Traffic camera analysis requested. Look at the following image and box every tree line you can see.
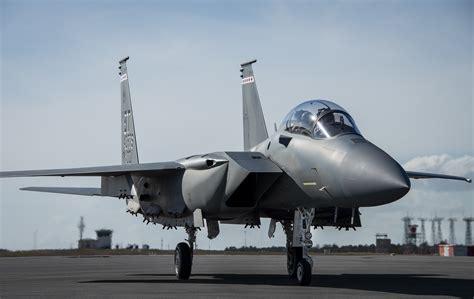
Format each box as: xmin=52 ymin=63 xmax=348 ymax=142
xmin=224 ymin=243 xmax=437 ymax=254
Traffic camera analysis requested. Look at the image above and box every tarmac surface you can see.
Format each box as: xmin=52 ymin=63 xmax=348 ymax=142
xmin=1 ymin=254 xmax=473 ymax=298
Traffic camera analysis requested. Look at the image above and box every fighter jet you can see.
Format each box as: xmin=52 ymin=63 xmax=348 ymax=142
xmin=1 ymin=57 xmax=471 ymax=285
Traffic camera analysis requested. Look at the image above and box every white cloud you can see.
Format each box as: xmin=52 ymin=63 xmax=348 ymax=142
xmin=403 ymin=154 xmax=474 ymax=191
xmin=1 ymin=2 xmax=472 ymax=250
xmin=404 ymin=154 xmax=473 ymax=176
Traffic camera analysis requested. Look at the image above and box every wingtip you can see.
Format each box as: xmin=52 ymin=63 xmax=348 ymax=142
xmin=466 ymin=178 xmax=472 ymax=183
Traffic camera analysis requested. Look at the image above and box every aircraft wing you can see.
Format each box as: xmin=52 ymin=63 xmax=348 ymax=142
xmin=0 ymin=162 xmax=184 ymax=178
xmin=20 ymin=187 xmax=102 ymax=196
xmin=405 ymin=171 xmax=471 ymax=183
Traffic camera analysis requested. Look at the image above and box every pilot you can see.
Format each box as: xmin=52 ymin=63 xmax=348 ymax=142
xmin=292 ymin=110 xmax=316 ymax=137
xmin=313 ymin=111 xmax=335 ymax=138
xmin=339 ymin=114 xmax=345 ymax=130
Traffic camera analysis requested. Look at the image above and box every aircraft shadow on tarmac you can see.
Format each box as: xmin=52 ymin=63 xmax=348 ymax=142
xmin=81 ymin=273 xmax=474 ymax=297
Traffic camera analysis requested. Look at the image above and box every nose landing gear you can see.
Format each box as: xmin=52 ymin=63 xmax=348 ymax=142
xmin=283 ymin=207 xmax=315 ymax=286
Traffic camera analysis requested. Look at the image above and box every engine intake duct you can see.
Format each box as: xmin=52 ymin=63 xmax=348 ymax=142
xmin=312 ymin=207 xmax=362 ymax=227
xmin=224 ymin=152 xmax=281 ymax=208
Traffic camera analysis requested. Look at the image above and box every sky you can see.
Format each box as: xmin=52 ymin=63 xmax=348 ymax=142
xmin=1 ymin=0 xmax=473 ymax=250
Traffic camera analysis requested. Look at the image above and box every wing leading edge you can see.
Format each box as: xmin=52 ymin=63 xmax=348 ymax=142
xmin=405 ymin=171 xmax=471 ymax=183
xmin=0 ymin=162 xmax=184 ymax=178
xmin=20 ymin=187 xmax=102 ymax=196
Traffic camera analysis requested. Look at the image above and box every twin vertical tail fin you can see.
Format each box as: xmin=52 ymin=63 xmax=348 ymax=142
xmin=119 ymin=57 xmax=139 ymax=165
xmin=117 ymin=57 xmax=266 ymax=161
xmin=241 ymin=59 xmax=268 ymax=151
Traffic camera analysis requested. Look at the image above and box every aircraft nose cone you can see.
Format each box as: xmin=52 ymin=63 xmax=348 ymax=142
xmin=341 ymin=142 xmax=410 ymax=206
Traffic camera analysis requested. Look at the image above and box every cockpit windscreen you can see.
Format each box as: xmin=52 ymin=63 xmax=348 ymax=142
xmin=280 ymin=100 xmax=361 ymax=139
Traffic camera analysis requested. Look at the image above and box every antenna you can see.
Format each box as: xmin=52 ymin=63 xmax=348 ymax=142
xmin=418 ymin=218 xmax=427 ymax=244
xmin=78 ymin=216 xmax=85 ymax=241
xmin=463 ymin=217 xmax=474 ymax=245
xmin=33 ymin=229 xmax=38 ymax=250
xmin=430 ymin=218 xmax=436 ymax=244
xmin=244 ymin=230 xmax=247 ymax=247
xmin=432 ymin=217 xmax=444 ymax=244
xmin=402 ymin=216 xmax=413 ymax=244
xmin=448 ymin=218 xmax=457 ymax=245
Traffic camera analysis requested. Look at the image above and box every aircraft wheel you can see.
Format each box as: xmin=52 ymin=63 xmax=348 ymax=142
xmin=174 ymin=242 xmax=192 ymax=279
xmin=296 ymin=259 xmax=312 ymax=286
xmin=287 ymin=247 xmax=302 ymax=278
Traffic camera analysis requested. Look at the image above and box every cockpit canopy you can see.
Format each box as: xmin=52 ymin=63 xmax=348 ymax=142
xmin=280 ymin=100 xmax=361 ymax=139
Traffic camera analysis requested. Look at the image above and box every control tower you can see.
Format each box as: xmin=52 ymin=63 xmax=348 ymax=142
xmin=96 ymin=229 xmax=113 ymax=249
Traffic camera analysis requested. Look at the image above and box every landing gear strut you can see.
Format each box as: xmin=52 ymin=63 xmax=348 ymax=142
xmin=282 ymin=207 xmax=315 ymax=286
xmin=174 ymin=225 xmax=198 ymax=280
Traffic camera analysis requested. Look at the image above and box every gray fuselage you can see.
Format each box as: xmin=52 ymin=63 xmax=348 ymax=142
xmin=254 ymin=131 xmax=410 ymax=211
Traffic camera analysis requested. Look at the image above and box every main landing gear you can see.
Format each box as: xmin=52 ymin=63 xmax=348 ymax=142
xmin=174 ymin=225 xmax=198 ymax=280
xmin=283 ymin=207 xmax=315 ymax=286
xmin=173 ymin=208 xmax=315 ymax=286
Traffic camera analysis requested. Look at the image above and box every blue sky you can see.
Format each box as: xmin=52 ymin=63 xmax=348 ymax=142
xmin=1 ymin=0 xmax=472 ymax=250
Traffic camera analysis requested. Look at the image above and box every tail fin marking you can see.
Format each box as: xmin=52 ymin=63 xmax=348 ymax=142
xmin=240 ymin=59 xmax=268 ymax=150
xmin=119 ymin=56 xmax=139 ymax=165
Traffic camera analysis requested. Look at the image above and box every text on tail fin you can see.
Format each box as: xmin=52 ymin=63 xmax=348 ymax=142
xmin=241 ymin=59 xmax=268 ymax=150
xmin=119 ymin=57 xmax=139 ymax=165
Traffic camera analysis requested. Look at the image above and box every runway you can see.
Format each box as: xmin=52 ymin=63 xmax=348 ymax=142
xmin=1 ymin=254 xmax=473 ymax=298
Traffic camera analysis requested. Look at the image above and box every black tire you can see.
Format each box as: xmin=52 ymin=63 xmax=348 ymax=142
xmin=287 ymin=247 xmax=303 ymax=278
xmin=296 ymin=259 xmax=312 ymax=286
xmin=174 ymin=242 xmax=192 ymax=279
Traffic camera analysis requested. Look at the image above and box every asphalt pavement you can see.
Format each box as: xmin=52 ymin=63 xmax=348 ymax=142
xmin=1 ymin=254 xmax=473 ymax=298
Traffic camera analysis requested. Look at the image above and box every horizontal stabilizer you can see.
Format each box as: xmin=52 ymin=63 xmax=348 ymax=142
xmin=0 ymin=162 xmax=183 ymax=178
xmin=20 ymin=187 xmax=102 ymax=196
xmin=406 ymin=171 xmax=471 ymax=183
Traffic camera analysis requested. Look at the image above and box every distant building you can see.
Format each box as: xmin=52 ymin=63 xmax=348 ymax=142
xmin=78 ymin=229 xmax=113 ymax=249
xmin=78 ymin=238 xmax=96 ymax=249
xmin=439 ymin=245 xmax=474 ymax=257
xmin=95 ymin=229 xmax=113 ymax=249
xmin=376 ymin=233 xmax=391 ymax=253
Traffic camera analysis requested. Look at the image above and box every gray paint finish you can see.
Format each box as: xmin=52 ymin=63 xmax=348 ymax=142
xmin=0 ymin=58 xmax=470 ymax=229
xmin=0 ymin=161 xmax=183 ymax=177
xmin=241 ymin=60 xmax=268 ymax=151
xmin=119 ymin=56 xmax=139 ymax=165
xmin=406 ymin=171 xmax=472 ymax=183
xmin=20 ymin=187 xmax=102 ymax=196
